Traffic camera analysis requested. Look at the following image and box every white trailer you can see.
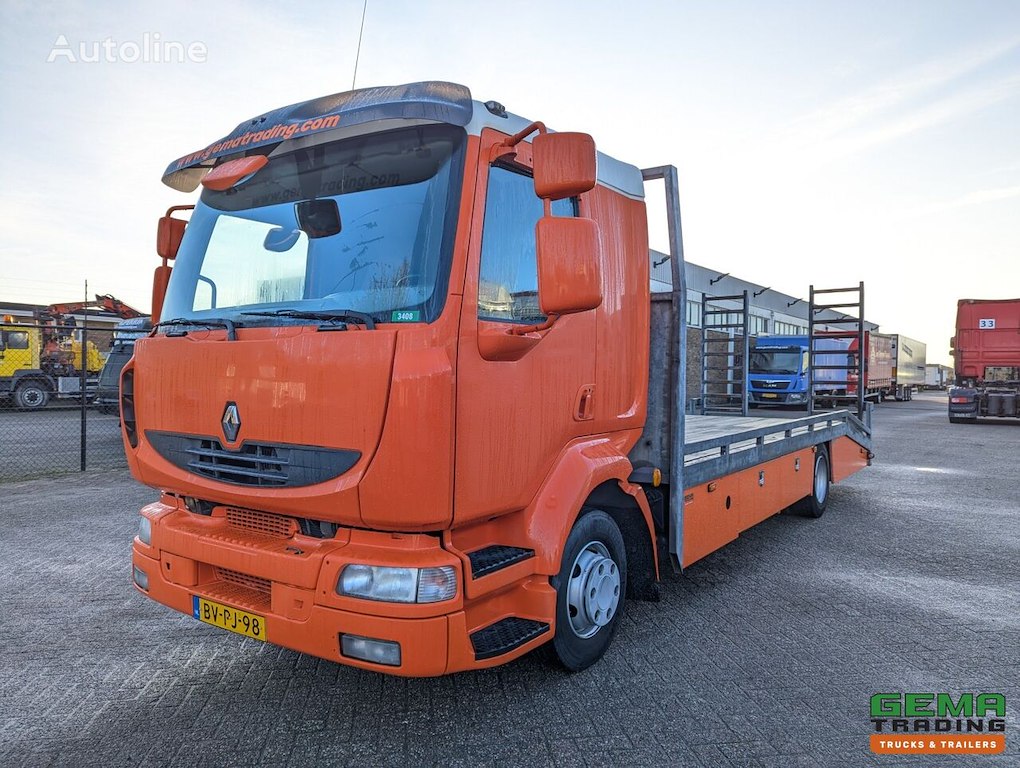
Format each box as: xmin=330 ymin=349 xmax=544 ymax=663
xmin=890 ymin=334 xmax=926 ymax=400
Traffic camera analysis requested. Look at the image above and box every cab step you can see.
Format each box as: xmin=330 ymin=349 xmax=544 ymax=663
xmin=467 ymin=545 xmax=534 ymax=580
xmin=470 ymin=616 xmax=550 ymax=660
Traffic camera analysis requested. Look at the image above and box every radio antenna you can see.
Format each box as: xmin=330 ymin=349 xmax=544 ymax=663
xmin=351 ymin=0 xmax=368 ymax=91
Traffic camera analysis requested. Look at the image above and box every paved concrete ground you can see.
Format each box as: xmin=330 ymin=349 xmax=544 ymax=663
xmin=1 ymin=393 xmax=1017 ymax=767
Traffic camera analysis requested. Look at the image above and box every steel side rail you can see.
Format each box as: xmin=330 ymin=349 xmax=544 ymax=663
xmin=681 ymin=411 xmax=873 ymax=487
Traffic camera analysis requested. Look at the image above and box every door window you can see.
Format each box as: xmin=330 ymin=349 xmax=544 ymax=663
xmin=477 ymin=165 xmax=575 ymax=323
xmin=5 ymin=331 xmax=29 ymax=349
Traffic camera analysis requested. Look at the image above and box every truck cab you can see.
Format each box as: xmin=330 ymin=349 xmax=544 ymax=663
xmin=748 ymin=336 xmax=810 ymax=406
xmin=130 ymin=82 xmax=655 ymax=675
xmin=748 ymin=334 xmax=850 ymax=407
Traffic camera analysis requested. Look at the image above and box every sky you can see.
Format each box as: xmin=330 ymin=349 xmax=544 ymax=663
xmin=1 ymin=0 xmax=1018 ymax=365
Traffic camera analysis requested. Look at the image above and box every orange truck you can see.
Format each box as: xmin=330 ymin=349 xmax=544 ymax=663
xmin=129 ymin=82 xmax=873 ymax=676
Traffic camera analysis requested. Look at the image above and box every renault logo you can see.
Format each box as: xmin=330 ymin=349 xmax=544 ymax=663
xmin=221 ymin=402 xmax=241 ymax=443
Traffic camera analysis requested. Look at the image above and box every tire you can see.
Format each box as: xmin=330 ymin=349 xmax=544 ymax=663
xmin=549 ymin=510 xmax=627 ymax=672
xmin=14 ymin=381 xmax=50 ymax=409
xmin=792 ymin=447 xmax=829 ymax=518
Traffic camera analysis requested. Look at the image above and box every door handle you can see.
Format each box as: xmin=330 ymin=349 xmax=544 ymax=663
xmin=574 ymin=384 xmax=595 ymax=421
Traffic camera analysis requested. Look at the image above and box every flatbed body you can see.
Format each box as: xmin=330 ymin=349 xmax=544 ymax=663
xmin=683 ymin=411 xmax=870 ymax=485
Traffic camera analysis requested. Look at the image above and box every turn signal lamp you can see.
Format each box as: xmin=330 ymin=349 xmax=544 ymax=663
xmin=200 ymin=155 xmax=269 ymax=191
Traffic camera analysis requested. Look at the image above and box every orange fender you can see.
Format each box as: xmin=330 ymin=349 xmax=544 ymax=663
xmin=522 ymin=435 xmax=657 ymax=578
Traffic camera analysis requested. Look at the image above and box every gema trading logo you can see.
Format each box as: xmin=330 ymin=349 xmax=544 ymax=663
xmin=869 ymin=692 xmax=1006 ymax=755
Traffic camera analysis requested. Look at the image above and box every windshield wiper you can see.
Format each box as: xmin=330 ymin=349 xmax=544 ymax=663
xmin=241 ymin=309 xmax=377 ymax=330
xmin=155 ymin=317 xmax=237 ymax=341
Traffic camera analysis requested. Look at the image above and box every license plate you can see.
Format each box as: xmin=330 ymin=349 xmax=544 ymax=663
xmin=762 ymin=393 xmax=778 ymax=399
xmin=192 ymin=596 xmax=266 ymax=641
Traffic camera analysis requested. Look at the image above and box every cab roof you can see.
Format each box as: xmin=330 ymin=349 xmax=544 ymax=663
xmin=162 ymin=81 xmax=643 ymax=200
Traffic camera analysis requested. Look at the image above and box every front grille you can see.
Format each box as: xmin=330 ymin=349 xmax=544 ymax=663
xmin=751 ymin=379 xmax=789 ymax=390
xmin=215 ymin=567 xmax=271 ymax=595
xmin=146 ymin=431 xmax=361 ymax=488
xmin=225 ymin=507 xmax=297 ymax=538
xmin=188 ymin=439 xmax=287 ymax=486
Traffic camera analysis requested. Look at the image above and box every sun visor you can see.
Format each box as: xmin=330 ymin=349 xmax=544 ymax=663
xmin=161 ymin=81 xmax=474 ymax=191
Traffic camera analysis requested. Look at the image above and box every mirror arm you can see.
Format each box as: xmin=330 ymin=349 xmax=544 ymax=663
xmin=502 ymin=121 xmax=547 ymax=148
xmin=510 ymin=313 xmax=559 ymax=336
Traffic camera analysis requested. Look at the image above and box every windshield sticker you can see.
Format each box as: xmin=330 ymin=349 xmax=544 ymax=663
xmin=390 ymin=310 xmax=421 ymax=323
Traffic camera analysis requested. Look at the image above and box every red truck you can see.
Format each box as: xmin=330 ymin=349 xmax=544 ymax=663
xmin=949 ymin=299 xmax=1020 ymax=422
xmin=128 ymin=81 xmax=872 ymax=676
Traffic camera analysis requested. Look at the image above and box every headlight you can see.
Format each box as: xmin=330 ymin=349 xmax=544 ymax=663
xmin=137 ymin=516 xmax=151 ymax=546
xmin=337 ymin=564 xmax=457 ymax=603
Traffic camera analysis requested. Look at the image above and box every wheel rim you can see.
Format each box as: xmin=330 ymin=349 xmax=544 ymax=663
xmin=566 ymin=541 xmax=621 ymax=639
xmin=22 ymin=388 xmax=44 ymax=407
xmin=815 ymin=456 xmax=828 ymax=503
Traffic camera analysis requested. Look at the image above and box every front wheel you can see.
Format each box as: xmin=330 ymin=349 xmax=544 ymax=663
xmin=792 ymin=447 xmax=829 ymax=518
xmin=550 ymin=510 xmax=627 ymax=672
xmin=14 ymin=381 xmax=50 ymax=409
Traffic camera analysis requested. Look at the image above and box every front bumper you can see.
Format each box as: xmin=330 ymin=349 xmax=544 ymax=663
xmin=131 ymin=501 xmax=555 ymax=676
xmin=948 ymin=403 xmax=978 ymax=418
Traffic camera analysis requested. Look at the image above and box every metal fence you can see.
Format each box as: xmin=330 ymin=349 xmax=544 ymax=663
xmin=1 ymin=322 xmax=128 ymax=482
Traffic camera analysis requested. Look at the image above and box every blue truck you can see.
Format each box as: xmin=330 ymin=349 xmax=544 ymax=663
xmin=748 ymin=335 xmax=850 ymax=407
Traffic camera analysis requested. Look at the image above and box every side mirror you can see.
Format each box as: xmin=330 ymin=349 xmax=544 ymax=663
xmin=536 ymin=217 xmax=602 ymax=315
xmin=152 ymin=264 xmax=172 ymax=322
xmin=157 ymin=206 xmax=192 ymax=260
xmin=532 ymin=132 xmax=596 ymax=200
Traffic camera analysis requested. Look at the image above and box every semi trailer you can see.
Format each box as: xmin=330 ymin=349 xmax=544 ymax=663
xmin=128 ymin=81 xmax=872 ymax=676
xmin=888 ymin=334 xmax=926 ymax=401
xmin=924 ymin=363 xmax=952 ymax=390
xmin=848 ymin=331 xmax=893 ymax=402
xmin=949 ymin=298 xmax=1020 ymax=422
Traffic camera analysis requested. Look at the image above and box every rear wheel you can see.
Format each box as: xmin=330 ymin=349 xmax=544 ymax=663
xmin=550 ymin=510 xmax=627 ymax=672
xmin=792 ymin=447 xmax=829 ymax=518
xmin=14 ymin=381 xmax=50 ymax=409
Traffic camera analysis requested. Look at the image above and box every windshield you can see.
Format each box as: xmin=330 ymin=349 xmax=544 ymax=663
xmin=750 ymin=348 xmax=804 ymax=375
xmin=161 ymin=124 xmax=465 ymax=324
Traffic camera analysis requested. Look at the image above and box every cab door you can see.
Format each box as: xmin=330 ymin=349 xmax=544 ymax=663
xmin=454 ymin=130 xmax=597 ymax=523
xmin=0 ymin=326 xmax=37 ymax=377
